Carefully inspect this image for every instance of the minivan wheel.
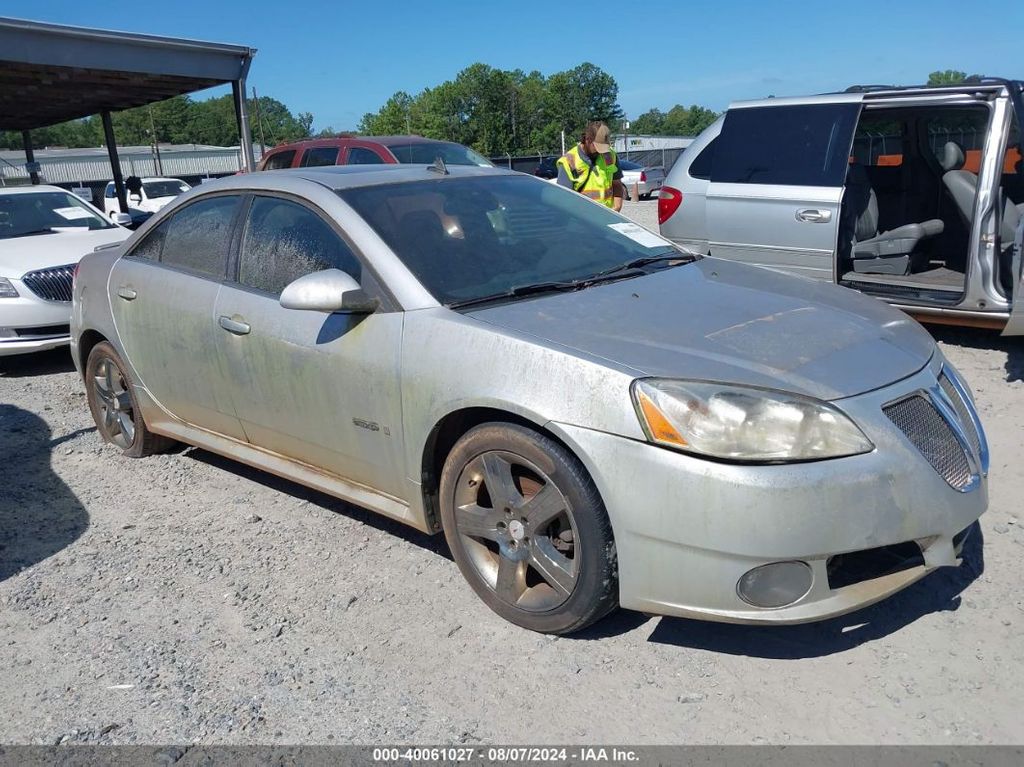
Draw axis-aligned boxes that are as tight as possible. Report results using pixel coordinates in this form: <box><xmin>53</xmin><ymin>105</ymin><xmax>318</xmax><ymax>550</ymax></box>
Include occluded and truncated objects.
<box><xmin>85</xmin><ymin>342</ymin><xmax>174</xmax><ymax>457</ymax></box>
<box><xmin>439</xmin><ymin>423</ymin><xmax>618</xmax><ymax>634</ymax></box>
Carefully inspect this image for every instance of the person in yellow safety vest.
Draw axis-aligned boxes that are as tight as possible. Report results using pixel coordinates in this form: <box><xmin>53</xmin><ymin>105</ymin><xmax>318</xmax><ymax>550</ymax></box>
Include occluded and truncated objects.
<box><xmin>555</xmin><ymin>121</ymin><xmax>625</xmax><ymax>211</ymax></box>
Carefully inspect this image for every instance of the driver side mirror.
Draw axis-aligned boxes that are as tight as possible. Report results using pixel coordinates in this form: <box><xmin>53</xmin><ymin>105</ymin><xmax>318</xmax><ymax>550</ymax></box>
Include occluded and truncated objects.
<box><xmin>111</xmin><ymin>212</ymin><xmax>133</xmax><ymax>227</ymax></box>
<box><xmin>279</xmin><ymin>269</ymin><xmax>378</xmax><ymax>314</ymax></box>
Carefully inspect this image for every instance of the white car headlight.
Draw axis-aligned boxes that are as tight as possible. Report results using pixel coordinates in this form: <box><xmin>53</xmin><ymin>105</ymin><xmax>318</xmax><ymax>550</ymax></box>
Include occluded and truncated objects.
<box><xmin>0</xmin><ymin>277</ymin><xmax>19</xmax><ymax>298</ymax></box>
<box><xmin>631</xmin><ymin>379</ymin><xmax>873</xmax><ymax>462</ymax></box>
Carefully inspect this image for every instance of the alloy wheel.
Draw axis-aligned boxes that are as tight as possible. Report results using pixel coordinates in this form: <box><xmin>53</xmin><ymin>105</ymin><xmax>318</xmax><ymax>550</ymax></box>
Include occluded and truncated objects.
<box><xmin>453</xmin><ymin>450</ymin><xmax>579</xmax><ymax>611</ymax></box>
<box><xmin>92</xmin><ymin>356</ymin><xmax>136</xmax><ymax>449</ymax></box>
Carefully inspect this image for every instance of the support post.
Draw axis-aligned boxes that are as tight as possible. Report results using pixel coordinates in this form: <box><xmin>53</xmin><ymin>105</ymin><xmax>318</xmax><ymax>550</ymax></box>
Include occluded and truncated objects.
<box><xmin>21</xmin><ymin>130</ymin><xmax>39</xmax><ymax>185</ymax></box>
<box><xmin>101</xmin><ymin>110</ymin><xmax>128</xmax><ymax>215</ymax></box>
<box><xmin>233</xmin><ymin>75</ymin><xmax>256</xmax><ymax>173</ymax></box>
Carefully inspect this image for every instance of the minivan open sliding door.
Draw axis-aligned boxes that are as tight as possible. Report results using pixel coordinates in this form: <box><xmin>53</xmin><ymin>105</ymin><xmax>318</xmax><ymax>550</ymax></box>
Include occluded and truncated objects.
<box><xmin>1001</xmin><ymin>80</ymin><xmax>1024</xmax><ymax>335</ymax></box>
<box><xmin>705</xmin><ymin>95</ymin><xmax>863</xmax><ymax>281</ymax></box>
<box><xmin>1004</xmin><ymin>214</ymin><xmax>1024</xmax><ymax>334</ymax></box>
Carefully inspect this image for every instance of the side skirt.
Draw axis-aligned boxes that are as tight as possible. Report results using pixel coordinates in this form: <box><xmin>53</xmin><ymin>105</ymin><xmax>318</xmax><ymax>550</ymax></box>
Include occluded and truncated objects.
<box><xmin>149</xmin><ymin>417</ymin><xmax>432</xmax><ymax>534</ymax></box>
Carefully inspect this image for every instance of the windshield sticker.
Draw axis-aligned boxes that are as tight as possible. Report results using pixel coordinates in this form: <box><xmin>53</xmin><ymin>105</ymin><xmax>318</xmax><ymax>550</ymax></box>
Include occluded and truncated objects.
<box><xmin>607</xmin><ymin>222</ymin><xmax>671</xmax><ymax>248</ymax></box>
<box><xmin>53</xmin><ymin>206</ymin><xmax>93</xmax><ymax>221</ymax></box>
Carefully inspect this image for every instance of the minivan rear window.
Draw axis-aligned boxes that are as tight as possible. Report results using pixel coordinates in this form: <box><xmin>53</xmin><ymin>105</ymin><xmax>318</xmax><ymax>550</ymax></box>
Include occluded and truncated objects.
<box><xmin>713</xmin><ymin>104</ymin><xmax>859</xmax><ymax>186</ymax></box>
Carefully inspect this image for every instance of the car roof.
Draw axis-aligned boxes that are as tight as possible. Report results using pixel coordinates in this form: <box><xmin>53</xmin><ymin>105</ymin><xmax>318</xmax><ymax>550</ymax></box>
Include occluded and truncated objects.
<box><xmin>0</xmin><ymin>184</ymin><xmax>73</xmax><ymax>196</ymax></box>
<box><xmin>104</xmin><ymin>177</ymin><xmax>183</xmax><ymax>184</ymax></box>
<box><xmin>200</xmin><ymin>163</ymin><xmax>519</xmax><ymax>193</ymax></box>
<box><xmin>729</xmin><ymin>80</ymin><xmax>1019</xmax><ymax>110</ymax></box>
<box><xmin>265</xmin><ymin>135</ymin><xmax>465</xmax><ymax>152</ymax></box>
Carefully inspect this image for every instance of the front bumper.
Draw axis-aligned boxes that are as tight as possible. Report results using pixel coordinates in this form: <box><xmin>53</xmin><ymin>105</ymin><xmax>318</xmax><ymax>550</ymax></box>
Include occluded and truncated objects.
<box><xmin>0</xmin><ymin>285</ymin><xmax>72</xmax><ymax>357</ymax></box>
<box><xmin>548</xmin><ymin>357</ymin><xmax>988</xmax><ymax>624</ymax></box>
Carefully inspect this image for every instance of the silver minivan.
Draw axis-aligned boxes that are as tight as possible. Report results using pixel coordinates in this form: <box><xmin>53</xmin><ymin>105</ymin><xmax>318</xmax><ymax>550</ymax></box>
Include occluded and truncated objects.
<box><xmin>660</xmin><ymin>79</ymin><xmax>1024</xmax><ymax>334</ymax></box>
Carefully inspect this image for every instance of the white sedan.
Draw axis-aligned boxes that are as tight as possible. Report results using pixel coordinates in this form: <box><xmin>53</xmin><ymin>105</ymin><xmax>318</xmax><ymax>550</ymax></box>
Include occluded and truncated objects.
<box><xmin>1</xmin><ymin>185</ymin><xmax>130</xmax><ymax>356</ymax></box>
<box><xmin>102</xmin><ymin>177</ymin><xmax>191</xmax><ymax>224</ymax></box>
<box><xmin>618</xmin><ymin>159</ymin><xmax>665</xmax><ymax>200</ymax></box>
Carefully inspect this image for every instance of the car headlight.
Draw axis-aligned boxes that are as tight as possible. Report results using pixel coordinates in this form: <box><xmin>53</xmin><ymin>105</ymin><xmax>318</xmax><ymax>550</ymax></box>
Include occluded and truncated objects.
<box><xmin>0</xmin><ymin>277</ymin><xmax>19</xmax><ymax>298</ymax></box>
<box><xmin>631</xmin><ymin>379</ymin><xmax>874</xmax><ymax>462</ymax></box>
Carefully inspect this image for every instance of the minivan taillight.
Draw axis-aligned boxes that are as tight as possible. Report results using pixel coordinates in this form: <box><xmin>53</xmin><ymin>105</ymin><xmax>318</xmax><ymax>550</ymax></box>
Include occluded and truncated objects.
<box><xmin>657</xmin><ymin>186</ymin><xmax>683</xmax><ymax>225</ymax></box>
<box><xmin>640</xmin><ymin>171</ymin><xmax>647</xmax><ymax>183</ymax></box>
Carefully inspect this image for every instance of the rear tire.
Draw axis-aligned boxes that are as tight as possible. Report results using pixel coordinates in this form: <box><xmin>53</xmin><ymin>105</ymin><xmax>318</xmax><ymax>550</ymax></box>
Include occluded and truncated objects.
<box><xmin>85</xmin><ymin>341</ymin><xmax>175</xmax><ymax>457</ymax></box>
<box><xmin>439</xmin><ymin>422</ymin><xmax>618</xmax><ymax>634</ymax></box>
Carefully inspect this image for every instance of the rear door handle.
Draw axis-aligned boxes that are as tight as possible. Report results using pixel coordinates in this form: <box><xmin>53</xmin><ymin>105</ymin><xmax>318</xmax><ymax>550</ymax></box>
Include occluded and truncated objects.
<box><xmin>116</xmin><ymin>286</ymin><xmax>137</xmax><ymax>301</ymax></box>
<box><xmin>796</xmin><ymin>208</ymin><xmax>832</xmax><ymax>223</ymax></box>
<box><xmin>218</xmin><ymin>315</ymin><xmax>251</xmax><ymax>336</ymax></box>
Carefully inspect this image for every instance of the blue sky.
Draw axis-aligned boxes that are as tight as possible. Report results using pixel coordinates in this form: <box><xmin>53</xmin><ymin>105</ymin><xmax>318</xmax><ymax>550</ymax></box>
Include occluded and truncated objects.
<box><xmin>19</xmin><ymin>0</ymin><xmax>1024</xmax><ymax>132</ymax></box>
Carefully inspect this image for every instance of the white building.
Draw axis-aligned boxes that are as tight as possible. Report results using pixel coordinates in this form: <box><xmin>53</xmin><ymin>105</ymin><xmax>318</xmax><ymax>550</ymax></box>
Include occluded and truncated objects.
<box><xmin>0</xmin><ymin>143</ymin><xmax>262</xmax><ymax>187</ymax></box>
<box><xmin>613</xmin><ymin>134</ymin><xmax>694</xmax><ymax>153</ymax></box>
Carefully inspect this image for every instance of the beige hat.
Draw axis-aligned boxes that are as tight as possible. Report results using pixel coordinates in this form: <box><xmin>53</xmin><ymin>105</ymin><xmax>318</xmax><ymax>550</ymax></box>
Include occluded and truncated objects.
<box><xmin>586</xmin><ymin>121</ymin><xmax>612</xmax><ymax>153</ymax></box>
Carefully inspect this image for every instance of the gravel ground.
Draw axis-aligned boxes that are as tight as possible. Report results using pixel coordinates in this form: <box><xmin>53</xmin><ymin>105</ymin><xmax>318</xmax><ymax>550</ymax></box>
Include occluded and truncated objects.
<box><xmin>2</xmin><ymin>198</ymin><xmax>1023</xmax><ymax>745</ymax></box>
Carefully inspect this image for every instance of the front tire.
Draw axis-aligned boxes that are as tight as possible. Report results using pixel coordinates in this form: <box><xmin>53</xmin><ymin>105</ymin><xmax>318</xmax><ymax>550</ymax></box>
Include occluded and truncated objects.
<box><xmin>85</xmin><ymin>341</ymin><xmax>174</xmax><ymax>457</ymax></box>
<box><xmin>439</xmin><ymin>423</ymin><xmax>618</xmax><ymax>634</ymax></box>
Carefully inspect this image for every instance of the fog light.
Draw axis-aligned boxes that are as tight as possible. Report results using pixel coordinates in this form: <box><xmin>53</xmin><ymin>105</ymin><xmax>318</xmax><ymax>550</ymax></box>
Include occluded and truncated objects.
<box><xmin>737</xmin><ymin>561</ymin><xmax>812</xmax><ymax>608</ymax></box>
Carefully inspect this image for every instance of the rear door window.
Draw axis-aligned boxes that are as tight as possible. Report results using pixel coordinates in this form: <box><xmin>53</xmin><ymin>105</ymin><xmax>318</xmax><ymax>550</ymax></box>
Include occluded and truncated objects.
<box><xmin>713</xmin><ymin>103</ymin><xmax>860</xmax><ymax>186</ymax></box>
<box><xmin>347</xmin><ymin>147</ymin><xmax>386</xmax><ymax>164</ymax></box>
<box><xmin>300</xmin><ymin>147</ymin><xmax>340</xmax><ymax>167</ymax></box>
<box><xmin>237</xmin><ymin>196</ymin><xmax>362</xmax><ymax>296</ymax></box>
<box><xmin>688</xmin><ymin>138</ymin><xmax>716</xmax><ymax>180</ymax></box>
<box><xmin>262</xmin><ymin>150</ymin><xmax>296</xmax><ymax>170</ymax></box>
<box><xmin>157</xmin><ymin>195</ymin><xmax>240</xmax><ymax>279</ymax></box>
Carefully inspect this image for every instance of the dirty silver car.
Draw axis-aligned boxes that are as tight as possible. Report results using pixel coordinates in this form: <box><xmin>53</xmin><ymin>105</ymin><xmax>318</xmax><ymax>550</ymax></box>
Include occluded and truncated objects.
<box><xmin>71</xmin><ymin>164</ymin><xmax>988</xmax><ymax>634</ymax></box>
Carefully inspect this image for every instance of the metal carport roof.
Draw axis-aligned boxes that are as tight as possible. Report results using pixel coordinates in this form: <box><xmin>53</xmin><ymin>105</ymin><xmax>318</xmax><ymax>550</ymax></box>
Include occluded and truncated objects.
<box><xmin>0</xmin><ymin>17</ymin><xmax>256</xmax><ymax>130</ymax></box>
<box><xmin>0</xmin><ymin>16</ymin><xmax>257</xmax><ymax>208</ymax></box>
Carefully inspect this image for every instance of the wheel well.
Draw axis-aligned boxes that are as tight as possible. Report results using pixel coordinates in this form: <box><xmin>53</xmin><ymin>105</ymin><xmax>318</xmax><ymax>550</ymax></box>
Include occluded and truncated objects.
<box><xmin>77</xmin><ymin>329</ymin><xmax>107</xmax><ymax>374</ymax></box>
<box><xmin>420</xmin><ymin>407</ymin><xmax>577</xmax><ymax>533</ymax></box>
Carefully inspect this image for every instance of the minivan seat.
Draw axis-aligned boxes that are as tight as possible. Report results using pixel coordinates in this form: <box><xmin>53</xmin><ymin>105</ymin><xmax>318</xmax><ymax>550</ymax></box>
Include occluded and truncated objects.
<box><xmin>941</xmin><ymin>140</ymin><xmax>1023</xmax><ymax>289</ymax></box>
<box><xmin>845</xmin><ymin>163</ymin><xmax>943</xmax><ymax>275</ymax></box>
<box><xmin>941</xmin><ymin>142</ymin><xmax>979</xmax><ymax>227</ymax></box>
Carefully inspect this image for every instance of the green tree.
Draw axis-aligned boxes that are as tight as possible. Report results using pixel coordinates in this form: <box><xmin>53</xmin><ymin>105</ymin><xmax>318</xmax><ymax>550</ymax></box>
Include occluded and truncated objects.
<box><xmin>546</xmin><ymin>62</ymin><xmax>623</xmax><ymax>142</ymax></box>
<box><xmin>1</xmin><ymin>92</ymin><xmax>312</xmax><ymax>150</ymax></box>
<box><xmin>927</xmin><ymin>70</ymin><xmax>968</xmax><ymax>86</ymax></box>
<box><xmin>632</xmin><ymin>108</ymin><xmax>665</xmax><ymax>135</ymax></box>
<box><xmin>359</xmin><ymin>91</ymin><xmax>415</xmax><ymax>135</ymax></box>
<box><xmin>358</xmin><ymin>61</ymin><xmax>624</xmax><ymax>155</ymax></box>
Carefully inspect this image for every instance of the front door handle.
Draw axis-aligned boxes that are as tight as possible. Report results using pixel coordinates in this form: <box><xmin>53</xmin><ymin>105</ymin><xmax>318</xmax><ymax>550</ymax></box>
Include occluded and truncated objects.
<box><xmin>218</xmin><ymin>315</ymin><xmax>251</xmax><ymax>336</ymax></box>
<box><xmin>796</xmin><ymin>208</ymin><xmax>832</xmax><ymax>223</ymax></box>
<box><xmin>117</xmin><ymin>286</ymin><xmax>137</xmax><ymax>301</ymax></box>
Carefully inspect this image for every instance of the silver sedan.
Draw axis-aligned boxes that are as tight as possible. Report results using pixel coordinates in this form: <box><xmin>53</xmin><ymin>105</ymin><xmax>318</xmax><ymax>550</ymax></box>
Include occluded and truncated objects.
<box><xmin>71</xmin><ymin>164</ymin><xmax>988</xmax><ymax>634</ymax></box>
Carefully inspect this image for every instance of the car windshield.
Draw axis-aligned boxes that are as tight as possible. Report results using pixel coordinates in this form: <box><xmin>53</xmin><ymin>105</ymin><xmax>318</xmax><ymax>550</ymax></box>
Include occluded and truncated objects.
<box><xmin>618</xmin><ymin>160</ymin><xmax>643</xmax><ymax>171</ymax></box>
<box><xmin>0</xmin><ymin>191</ymin><xmax>113</xmax><ymax>239</ymax></box>
<box><xmin>339</xmin><ymin>175</ymin><xmax>696</xmax><ymax>306</ymax></box>
<box><xmin>143</xmin><ymin>180</ymin><xmax>189</xmax><ymax>198</ymax></box>
<box><xmin>387</xmin><ymin>142</ymin><xmax>494</xmax><ymax>167</ymax></box>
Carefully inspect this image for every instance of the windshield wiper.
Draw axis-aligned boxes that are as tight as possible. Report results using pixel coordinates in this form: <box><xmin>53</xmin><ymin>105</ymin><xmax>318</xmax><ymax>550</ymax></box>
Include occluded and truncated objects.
<box><xmin>591</xmin><ymin>250</ymin><xmax>698</xmax><ymax>279</ymax></box>
<box><xmin>448</xmin><ymin>281</ymin><xmax>578</xmax><ymax>309</ymax></box>
<box><xmin>9</xmin><ymin>228</ymin><xmax>56</xmax><ymax>238</ymax></box>
<box><xmin>448</xmin><ymin>250</ymin><xmax>702</xmax><ymax>309</ymax></box>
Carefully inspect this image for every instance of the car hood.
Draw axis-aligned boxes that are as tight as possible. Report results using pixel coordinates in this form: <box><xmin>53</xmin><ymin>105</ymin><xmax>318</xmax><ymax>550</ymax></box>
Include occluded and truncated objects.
<box><xmin>0</xmin><ymin>227</ymin><xmax>130</xmax><ymax>277</ymax></box>
<box><xmin>467</xmin><ymin>258</ymin><xmax>935</xmax><ymax>401</ymax></box>
<box><xmin>139</xmin><ymin>196</ymin><xmax>177</xmax><ymax>212</ymax></box>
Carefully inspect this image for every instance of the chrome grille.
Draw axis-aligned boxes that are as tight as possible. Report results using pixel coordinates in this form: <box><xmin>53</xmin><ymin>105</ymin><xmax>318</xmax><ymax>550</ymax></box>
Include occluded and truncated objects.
<box><xmin>883</xmin><ymin>395</ymin><xmax>972</xmax><ymax>490</ymax></box>
<box><xmin>21</xmin><ymin>264</ymin><xmax>75</xmax><ymax>302</ymax></box>
<box><xmin>938</xmin><ymin>372</ymin><xmax>982</xmax><ymax>459</ymax></box>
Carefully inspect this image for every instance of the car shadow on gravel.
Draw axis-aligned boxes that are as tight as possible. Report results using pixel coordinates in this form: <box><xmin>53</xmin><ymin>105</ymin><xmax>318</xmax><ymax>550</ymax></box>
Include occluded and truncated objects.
<box><xmin>187</xmin><ymin>449</ymin><xmax>453</xmax><ymax>560</ymax></box>
<box><xmin>643</xmin><ymin>523</ymin><xmax>985</xmax><ymax>658</ymax></box>
<box><xmin>927</xmin><ymin>326</ymin><xmax>1024</xmax><ymax>383</ymax></box>
<box><xmin>0</xmin><ymin>404</ymin><xmax>90</xmax><ymax>582</ymax></box>
<box><xmin>0</xmin><ymin>347</ymin><xmax>77</xmax><ymax>378</ymax></box>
